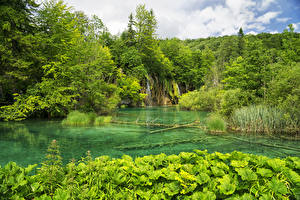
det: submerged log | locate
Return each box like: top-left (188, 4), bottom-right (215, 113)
top-left (111, 120), bottom-right (174, 127)
top-left (115, 137), bottom-right (210, 150)
top-left (227, 136), bottom-right (300, 152)
top-left (149, 122), bottom-right (202, 134)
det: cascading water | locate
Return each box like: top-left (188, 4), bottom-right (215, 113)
top-left (176, 83), bottom-right (181, 96)
top-left (146, 79), bottom-right (153, 106)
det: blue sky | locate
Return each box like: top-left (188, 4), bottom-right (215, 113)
top-left (60, 0), bottom-right (300, 39)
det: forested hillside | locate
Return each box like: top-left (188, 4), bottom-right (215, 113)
top-left (1, 0), bottom-right (299, 129)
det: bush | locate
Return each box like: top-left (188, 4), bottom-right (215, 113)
top-left (219, 89), bottom-right (254, 117)
top-left (94, 116), bottom-right (112, 125)
top-left (206, 113), bottom-right (227, 132)
top-left (1, 149), bottom-right (299, 199)
top-left (231, 105), bottom-right (287, 134)
top-left (61, 111), bottom-right (96, 126)
top-left (179, 87), bottom-right (219, 111)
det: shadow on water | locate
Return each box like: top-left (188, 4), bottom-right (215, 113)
top-left (0, 106), bottom-right (299, 166)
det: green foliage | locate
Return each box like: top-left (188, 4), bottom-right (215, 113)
top-left (219, 88), bottom-right (249, 117)
top-left (206, 113), bottom-right (227, 132)
top-left (1, 148), bottom-right (299, 199)
top-left (36, 139), bottom-right (64, 197)
top-left (0, 162), bottom-right (37, 199)
top-left (1, 0), bottom-right (299, 123)
top-left (118, 75), bottom-right (146, 106)
top-left (62, 111), bottom-right (96, 126)
top-left (231, 105), bottom-right (290, 134)
top-left (179, 87), bottom-right (220, 111)
top-left (267, 63), bottom-right (300, 132)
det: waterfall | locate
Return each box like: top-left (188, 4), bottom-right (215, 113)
top-left (146, 79), bottom-right (152, 106)
top-left (176, 83), bottom-right (181, 96)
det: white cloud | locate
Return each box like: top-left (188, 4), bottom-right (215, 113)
top-left (260, 0), bottom-right (277, 10)
top-left (256, 11), bottom-right (281, 24)
top-left (246, 23), bottom-right (266, 31)
top-left (247, 31), bottom-right (258, 35)
top-left (270, 30), bottom-right (279, 34)
top-left (291, 23), bottom-right (300, 32)
top-left (57, 0), bottom-right (285, 39)
top-left (276, 17), bottom-right (291, 23)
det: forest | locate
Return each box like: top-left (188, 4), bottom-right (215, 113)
top-left (1, 0), bottom-right (300, 134)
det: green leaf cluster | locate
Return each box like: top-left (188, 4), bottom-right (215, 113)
top-left (1, 148), bottom-right (299, 199)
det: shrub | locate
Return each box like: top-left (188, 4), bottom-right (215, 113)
top-left (219, 89), bottom-right (253, 117)
top-left (94, 116), bottom-right (112, 125)
top-left (206, 113), bottom-right (227, 132)
top-left (179, 87), bottom-right (219, 112)
top-left (62, 111), bottom-right (96, 126)
top-left (231, 105), bottom-right (287, 134)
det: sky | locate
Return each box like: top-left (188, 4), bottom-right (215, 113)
top-left (59, 0), bottom-right (300, 39)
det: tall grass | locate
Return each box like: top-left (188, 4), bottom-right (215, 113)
top-left (206, 113), bottom-right (227, 132)
top-left (62, 111), bottom-right (96, 126)
top-left (231, 105), bottom-right (286, 134)
top-left (94, 116), bottom-right (112, 125)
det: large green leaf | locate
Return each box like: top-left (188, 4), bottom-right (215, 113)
top-left (211, 166), bottom-right (225, 177)
top-left (231, 160), bottom-right (249, 168)
top-left (256, 168), bottom-right (273, 178)
top-left (268, 177), bottom-right (288, 195)
top-left (191, 190), bottom-right (216, 200)
top-left (163, 182), bottom-right (180, 196)
top-left (236, 168), bottom-right (257, 181)
top-left (218, 175), bottom-right (236, 195)
top-left (267, 159), bottom-right (286, 172)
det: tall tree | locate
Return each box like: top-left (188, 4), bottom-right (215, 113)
top-left (0, 0), bottom-right (40, 105)
top-left (238, 27), bottom-right (245, 56)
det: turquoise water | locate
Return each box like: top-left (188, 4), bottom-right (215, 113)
top-left (0, 106), bottom-right (299, 167)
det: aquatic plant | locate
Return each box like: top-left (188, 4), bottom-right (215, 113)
top-left (231, 105), bottom-right (287, 134)
top-left (94, 116), bottom-right (112, 125)
top-left (61, 111), bottom-right (96, 126)
top-left (206, 113), bottom-right (227, 132)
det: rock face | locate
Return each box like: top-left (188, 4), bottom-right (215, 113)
top-left (144, 75), bottom-right (180, 106)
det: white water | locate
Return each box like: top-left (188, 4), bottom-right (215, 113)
top-left (146, 79), bottom-right (153, 106)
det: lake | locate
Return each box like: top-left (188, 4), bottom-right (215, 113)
top-left (0, 106), bottom-right (299, 167)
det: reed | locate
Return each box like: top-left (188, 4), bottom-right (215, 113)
top-left (231, 105), bottom-right (286, 134)
top-left (94, 116), bottom-right (112, 125)
top-left (206, 113), bottom-right (227, 132)
top-left (62, 111), bottom-right (96, 126)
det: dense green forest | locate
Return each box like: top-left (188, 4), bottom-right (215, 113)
top-left (0, 0), bottom-right (299, 133)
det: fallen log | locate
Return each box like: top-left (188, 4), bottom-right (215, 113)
top-left (115, 137), bottom-right (210, 150)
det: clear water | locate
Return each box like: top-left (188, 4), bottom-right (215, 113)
top-left (0, 106), bottom-right (299, 167)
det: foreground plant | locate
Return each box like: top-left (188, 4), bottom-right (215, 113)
top-left (1, 143), bottom-right (299, 199)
